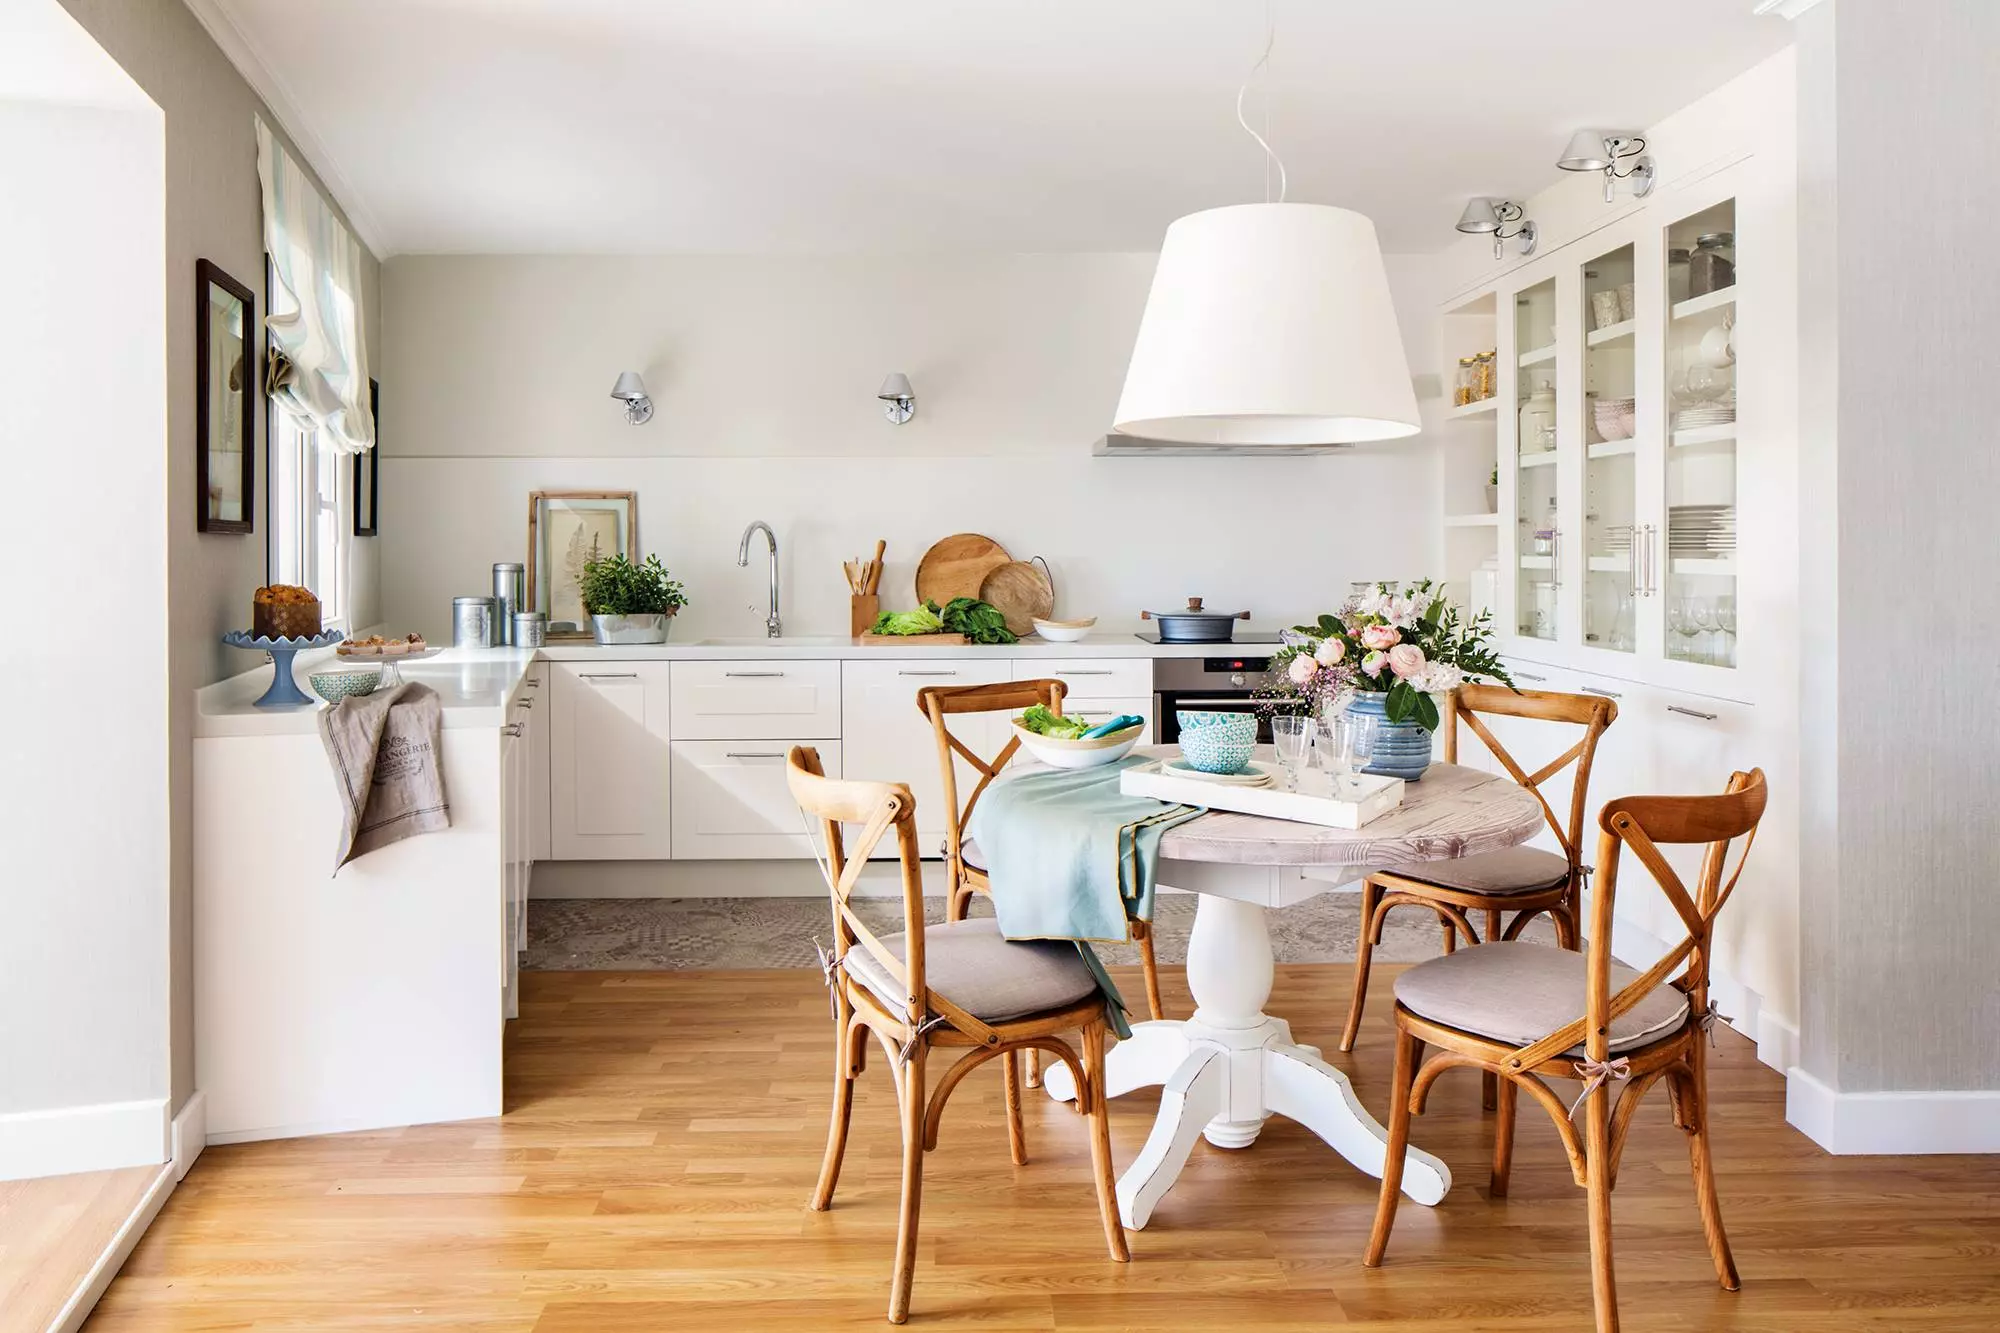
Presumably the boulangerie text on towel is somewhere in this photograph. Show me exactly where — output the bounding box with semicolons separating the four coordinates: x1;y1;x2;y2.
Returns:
318;681;450;869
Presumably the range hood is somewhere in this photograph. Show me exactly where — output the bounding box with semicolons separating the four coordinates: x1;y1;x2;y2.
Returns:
1092;431;1355;457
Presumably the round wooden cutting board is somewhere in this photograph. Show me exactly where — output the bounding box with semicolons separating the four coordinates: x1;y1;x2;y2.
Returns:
914;533;1011;606
980;559;1055;636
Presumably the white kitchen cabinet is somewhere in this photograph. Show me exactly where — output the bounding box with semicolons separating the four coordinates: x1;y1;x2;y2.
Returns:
670;659;841;740
524;665;551;862
1012;658;1152;699
671;740;842;858
842;658;1012;855
550;662;672;859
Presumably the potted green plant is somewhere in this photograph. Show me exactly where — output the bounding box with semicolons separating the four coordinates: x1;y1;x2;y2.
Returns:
579;553;688;645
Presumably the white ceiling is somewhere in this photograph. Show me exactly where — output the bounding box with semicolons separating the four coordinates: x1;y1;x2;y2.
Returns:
203;0;1792;257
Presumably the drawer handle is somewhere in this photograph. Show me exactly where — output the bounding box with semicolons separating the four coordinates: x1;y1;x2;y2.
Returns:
724;670;787;678
1512;671;1548;682
724;751;786;760
501;723;524;737
516;698;535;709
579;672;638;681
898;670;959;677
1581;686;1621;699
1060;669;1115;676
1667;704;1719;721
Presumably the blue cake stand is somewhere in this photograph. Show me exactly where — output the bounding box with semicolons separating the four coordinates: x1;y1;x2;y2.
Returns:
223;629;346;708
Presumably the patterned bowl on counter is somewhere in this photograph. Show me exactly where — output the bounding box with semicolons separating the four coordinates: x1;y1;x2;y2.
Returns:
309;667;382;704
1175;711;1257;774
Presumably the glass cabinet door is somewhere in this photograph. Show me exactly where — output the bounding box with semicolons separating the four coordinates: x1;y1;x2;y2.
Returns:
1658;195;1738;670
1579;240;1640;656
1512;276;1560;644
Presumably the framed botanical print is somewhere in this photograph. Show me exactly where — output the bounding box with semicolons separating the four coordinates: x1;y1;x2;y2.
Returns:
196;259;255;534
353;379;379;536
528;491;638;633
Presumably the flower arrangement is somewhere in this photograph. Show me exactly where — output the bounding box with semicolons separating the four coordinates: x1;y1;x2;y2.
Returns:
1262;580;1511;732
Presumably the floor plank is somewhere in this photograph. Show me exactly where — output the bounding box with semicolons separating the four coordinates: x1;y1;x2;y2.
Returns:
0;1164;160;1333
87;964;2000;1330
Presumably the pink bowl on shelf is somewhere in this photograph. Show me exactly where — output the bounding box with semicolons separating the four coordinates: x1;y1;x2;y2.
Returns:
1593;397;1636;442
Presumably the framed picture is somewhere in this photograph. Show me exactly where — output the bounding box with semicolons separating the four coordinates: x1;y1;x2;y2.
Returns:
196;259;255;534
353;379;379;536
529;491;638;632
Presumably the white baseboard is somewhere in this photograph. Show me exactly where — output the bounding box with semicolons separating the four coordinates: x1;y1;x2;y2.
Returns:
1785;1066;2000;1155
170;1090;206;1181
0;1098;168;1183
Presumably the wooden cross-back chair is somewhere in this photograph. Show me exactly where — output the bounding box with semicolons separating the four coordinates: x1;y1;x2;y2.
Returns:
1366;768;1768;1333
1340;683;1618;1057
786;747;1127;1325
919;679;1166;1026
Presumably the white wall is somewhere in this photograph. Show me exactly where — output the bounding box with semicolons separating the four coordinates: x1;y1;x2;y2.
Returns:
0;3;170;1178
378;253;1446;643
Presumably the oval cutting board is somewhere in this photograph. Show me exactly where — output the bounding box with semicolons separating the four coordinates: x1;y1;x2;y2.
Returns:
980;560;1055;636
914;533;1011;606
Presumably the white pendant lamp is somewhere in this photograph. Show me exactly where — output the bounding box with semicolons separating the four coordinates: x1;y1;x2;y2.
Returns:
1113;202;1419;445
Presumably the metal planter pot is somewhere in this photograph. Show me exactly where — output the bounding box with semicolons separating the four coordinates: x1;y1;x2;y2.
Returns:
591;613;673;645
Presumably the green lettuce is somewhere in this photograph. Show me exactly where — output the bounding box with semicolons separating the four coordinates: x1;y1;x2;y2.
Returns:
1017;704;1090;738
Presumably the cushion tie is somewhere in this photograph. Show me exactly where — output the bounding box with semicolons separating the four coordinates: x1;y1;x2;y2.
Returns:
898;1014;951;1064
1696;1005;1733;1046
812;937;844;1019
1568;1056;1631;1120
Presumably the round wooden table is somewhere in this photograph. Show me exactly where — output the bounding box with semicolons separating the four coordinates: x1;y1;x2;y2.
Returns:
1038;756;1543;1230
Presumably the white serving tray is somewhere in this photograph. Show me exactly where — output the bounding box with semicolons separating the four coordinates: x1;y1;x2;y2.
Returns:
1121;760;1405;830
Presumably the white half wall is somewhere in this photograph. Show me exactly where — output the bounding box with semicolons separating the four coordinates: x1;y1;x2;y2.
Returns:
0;2;172;1179
377;252;1448;643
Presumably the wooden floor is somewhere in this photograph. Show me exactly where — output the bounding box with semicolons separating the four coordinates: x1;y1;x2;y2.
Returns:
2;1164;160;1333
91;964;2000;1331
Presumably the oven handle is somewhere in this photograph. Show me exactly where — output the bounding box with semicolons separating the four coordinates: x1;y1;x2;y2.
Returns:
1162;696;1264;708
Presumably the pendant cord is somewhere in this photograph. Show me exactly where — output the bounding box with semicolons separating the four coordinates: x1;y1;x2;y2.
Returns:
1234;0;1287;204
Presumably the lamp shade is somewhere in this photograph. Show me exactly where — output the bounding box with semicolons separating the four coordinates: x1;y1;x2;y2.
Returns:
1557;129;1614;172
610;371;648;402
1455;197;1501;234
877;372;913;401
1114;203;1418;446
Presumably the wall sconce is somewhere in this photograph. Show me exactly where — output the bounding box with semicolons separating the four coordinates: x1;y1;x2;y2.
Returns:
877;372;916;424
1556;130;1656;203
609;372;653;425
1455;198;1537;259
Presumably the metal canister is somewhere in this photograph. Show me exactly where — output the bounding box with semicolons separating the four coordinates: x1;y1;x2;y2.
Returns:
513;611;548;648
453;596;496;648
490;563;525;645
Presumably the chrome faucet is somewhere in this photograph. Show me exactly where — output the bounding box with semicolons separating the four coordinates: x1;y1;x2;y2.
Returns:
736;520;781;638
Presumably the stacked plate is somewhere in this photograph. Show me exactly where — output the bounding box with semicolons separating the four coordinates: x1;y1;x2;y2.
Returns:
1161;758;1276;788
1668;504;1736;554
1674;394;1737;430
1597;522;1634;553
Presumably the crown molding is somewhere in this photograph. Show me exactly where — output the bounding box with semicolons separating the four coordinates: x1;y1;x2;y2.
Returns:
179;0;390;258
1752;0;1827;20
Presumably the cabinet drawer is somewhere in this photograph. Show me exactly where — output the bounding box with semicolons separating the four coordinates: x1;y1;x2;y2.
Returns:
671;741;840;860
670;660;841;740
1013;658;1151;698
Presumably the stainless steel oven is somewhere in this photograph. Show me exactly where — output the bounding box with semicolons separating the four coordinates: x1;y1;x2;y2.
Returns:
1153;653;1277;744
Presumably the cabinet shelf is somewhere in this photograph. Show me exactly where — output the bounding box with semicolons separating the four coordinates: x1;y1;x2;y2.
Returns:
1586;319;1636;348
1517;451;1559;469
1671;287;1737;321
1444;512;1500;528
1588;554;1633;573
1518;343;1557;368
1448;397;1499;420
1587;439;1637;459
1671;422;1737;449
1518;555;1554;570
1671;557;1737;576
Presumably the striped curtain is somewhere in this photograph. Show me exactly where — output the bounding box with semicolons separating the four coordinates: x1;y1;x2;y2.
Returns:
255;118;373;454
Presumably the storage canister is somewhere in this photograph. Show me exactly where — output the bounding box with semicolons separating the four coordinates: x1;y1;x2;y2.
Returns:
453;596;496;648
513;611;548;648
1687;232;1735;297
491;562;525;645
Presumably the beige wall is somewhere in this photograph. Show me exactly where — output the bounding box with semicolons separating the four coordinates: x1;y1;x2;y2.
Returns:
58;0;382;1113
1796;1;2000;1094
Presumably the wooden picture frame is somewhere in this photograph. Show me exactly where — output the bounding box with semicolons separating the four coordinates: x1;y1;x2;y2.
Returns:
353;379;379;536
528;490;638;635
196;259;255;534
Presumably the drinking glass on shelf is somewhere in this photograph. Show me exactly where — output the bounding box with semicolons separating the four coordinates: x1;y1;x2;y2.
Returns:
1271;715;1313;790
1695;598;1725;666
1716;596;1738;666
1668;598;1700;663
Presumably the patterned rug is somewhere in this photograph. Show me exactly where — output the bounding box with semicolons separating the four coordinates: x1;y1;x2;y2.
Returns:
523;891;1551;972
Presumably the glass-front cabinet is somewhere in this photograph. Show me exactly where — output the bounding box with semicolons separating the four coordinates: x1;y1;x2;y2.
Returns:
1482;163;1747;697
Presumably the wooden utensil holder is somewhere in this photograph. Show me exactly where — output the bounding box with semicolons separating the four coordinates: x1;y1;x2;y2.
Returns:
849;594;880;638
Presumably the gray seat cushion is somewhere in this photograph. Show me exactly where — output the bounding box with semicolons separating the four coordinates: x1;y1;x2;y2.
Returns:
1379;844;1571;896
1394;941;1690;1054
960;835;988;872
842;918;1099;1023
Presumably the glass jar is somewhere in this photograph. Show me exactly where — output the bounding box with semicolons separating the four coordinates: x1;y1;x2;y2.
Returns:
1518;376;1557;454
1453;356;1474;406
1687;232;1735;297
1667;248;1692;305
1474;350;1496;400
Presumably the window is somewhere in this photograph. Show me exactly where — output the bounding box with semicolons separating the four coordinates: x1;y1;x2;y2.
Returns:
268;405;347;630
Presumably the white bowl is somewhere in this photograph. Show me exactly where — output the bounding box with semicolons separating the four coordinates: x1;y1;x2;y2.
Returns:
1010;720;1142;769
1032;616;1096;644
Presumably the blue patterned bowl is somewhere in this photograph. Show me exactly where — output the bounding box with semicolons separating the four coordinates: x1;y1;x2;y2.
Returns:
1176;711;1257;774
310;667;381;704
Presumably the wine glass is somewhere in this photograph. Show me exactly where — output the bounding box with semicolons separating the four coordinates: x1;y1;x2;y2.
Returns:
1715;595;1738;667
1271;715;1313;790
1667;599;1700;663
1317;712;1378;797
1694;598;1725;666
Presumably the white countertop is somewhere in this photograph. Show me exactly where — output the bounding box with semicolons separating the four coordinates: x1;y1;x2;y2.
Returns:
194;633;1282;738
